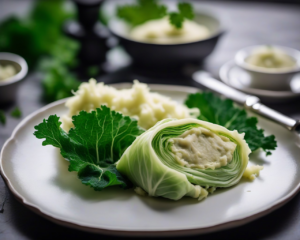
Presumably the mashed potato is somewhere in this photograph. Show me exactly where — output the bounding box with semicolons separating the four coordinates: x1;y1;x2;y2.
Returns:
0;64;16;81
243;165;264;181
61;79;199;131
129;17;210;44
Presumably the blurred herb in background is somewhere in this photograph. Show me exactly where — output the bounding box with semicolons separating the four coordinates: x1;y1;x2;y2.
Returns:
0;0;77;68
169;2;195;29
87;65;100;78
0;0;80;103
99;10;109;26
10;107;22;118
40;58;80;103
117;0;194;29
0;110;5;125
0;108;22;125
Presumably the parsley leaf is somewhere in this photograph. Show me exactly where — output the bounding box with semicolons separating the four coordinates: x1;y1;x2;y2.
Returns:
34;106;144;191
117;0;167;27
169;2;195;29
0;110;6;125
185;92;277;156
117;0;195;29
11;107;22;118
169;12;184;29
178;2;194;20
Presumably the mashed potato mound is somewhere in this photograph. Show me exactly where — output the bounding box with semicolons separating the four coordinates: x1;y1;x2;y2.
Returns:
243;165;264;181
130;17;210;44
61;79;199;131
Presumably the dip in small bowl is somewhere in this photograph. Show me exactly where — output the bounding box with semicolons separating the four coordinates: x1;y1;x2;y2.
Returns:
0;53;28;104
235;45;300;91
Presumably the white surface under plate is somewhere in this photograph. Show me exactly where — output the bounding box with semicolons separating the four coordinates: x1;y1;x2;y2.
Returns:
219;60;300;101
1;83;300;237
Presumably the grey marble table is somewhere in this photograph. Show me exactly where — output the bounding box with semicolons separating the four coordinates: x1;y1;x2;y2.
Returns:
1;1;300;239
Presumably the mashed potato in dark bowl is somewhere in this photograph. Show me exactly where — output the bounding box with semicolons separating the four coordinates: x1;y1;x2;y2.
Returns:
103;0;225;68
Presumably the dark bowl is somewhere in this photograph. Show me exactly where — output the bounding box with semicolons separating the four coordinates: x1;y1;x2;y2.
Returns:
106;4;225;68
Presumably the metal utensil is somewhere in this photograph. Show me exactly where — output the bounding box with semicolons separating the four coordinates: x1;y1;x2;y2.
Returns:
192;71;300;142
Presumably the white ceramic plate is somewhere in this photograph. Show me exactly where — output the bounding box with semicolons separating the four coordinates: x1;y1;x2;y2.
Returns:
219;60;300;101
1;83;300;237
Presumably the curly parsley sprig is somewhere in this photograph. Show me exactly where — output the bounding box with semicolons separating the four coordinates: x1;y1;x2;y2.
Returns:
117;0;195;29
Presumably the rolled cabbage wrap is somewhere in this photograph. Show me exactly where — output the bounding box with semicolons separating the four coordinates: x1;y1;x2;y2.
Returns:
116;118;251;201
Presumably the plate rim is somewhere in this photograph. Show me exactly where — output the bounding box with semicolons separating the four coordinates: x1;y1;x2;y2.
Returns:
1;83;300;237
219;60;300;99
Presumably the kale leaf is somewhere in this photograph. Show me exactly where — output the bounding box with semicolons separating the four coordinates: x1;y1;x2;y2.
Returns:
185;92;277;156
34;106;144;190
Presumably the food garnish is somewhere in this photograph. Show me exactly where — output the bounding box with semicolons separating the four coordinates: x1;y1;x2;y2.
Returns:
117;0;167;27
169;2;195;29
34;106;144;191
117;0;194;29
185;92;277;156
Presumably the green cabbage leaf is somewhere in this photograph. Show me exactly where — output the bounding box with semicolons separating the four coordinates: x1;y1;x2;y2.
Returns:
116;118;251;201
